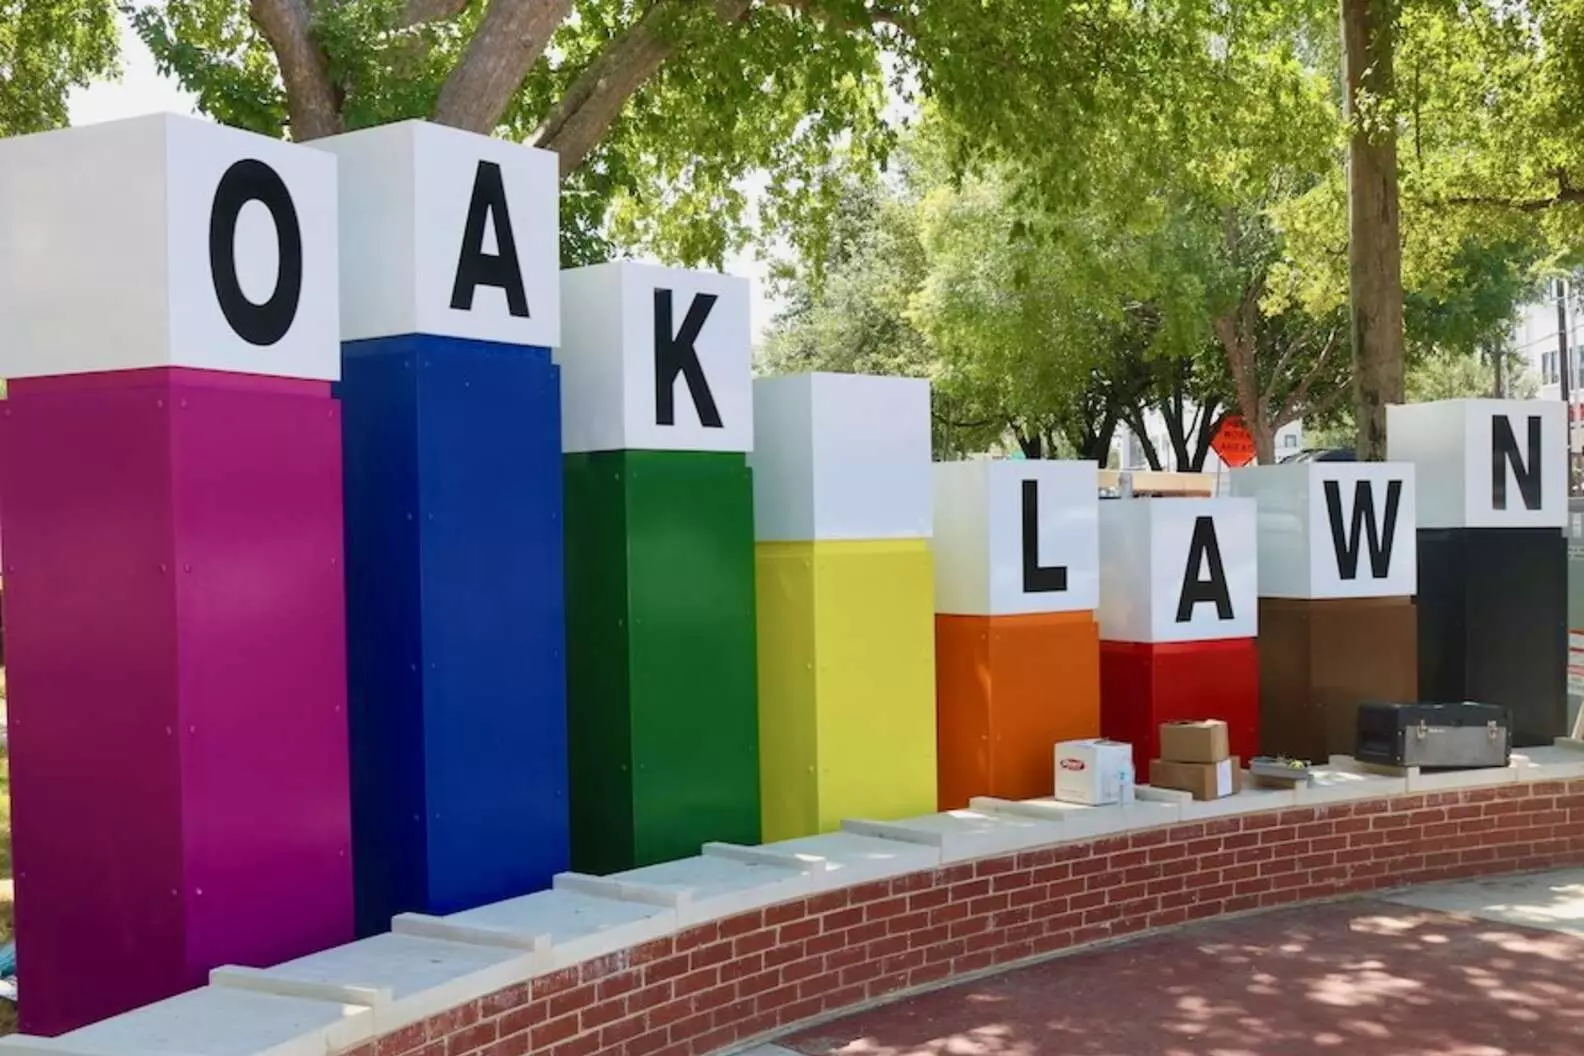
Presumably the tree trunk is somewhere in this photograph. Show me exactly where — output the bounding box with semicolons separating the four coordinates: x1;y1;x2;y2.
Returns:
1252;417;1278;465
1343;0;1405;461
1122;411;1165;471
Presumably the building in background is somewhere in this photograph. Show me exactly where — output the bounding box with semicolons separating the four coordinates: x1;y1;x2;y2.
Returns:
1511;280;1583;492
1514;281;1583;403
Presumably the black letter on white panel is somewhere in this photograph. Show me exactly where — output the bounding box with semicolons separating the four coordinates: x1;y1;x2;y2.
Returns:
1324;479;1403;581
450;161;529;317
1492;415;1543;511
1175;515;1233;622
1021;479;1067;593
654;289;723;428
209;158;302;346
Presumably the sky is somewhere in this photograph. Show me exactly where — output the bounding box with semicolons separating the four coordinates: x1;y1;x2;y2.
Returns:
67;15;780;343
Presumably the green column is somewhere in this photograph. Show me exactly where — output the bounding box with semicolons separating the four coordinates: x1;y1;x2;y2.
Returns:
565;449;760;874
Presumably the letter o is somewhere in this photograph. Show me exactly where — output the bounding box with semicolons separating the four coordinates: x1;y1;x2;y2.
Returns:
208;158;303;346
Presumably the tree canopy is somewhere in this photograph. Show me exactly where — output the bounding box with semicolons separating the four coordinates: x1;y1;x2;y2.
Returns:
30;0;1572;457
0;0;117;135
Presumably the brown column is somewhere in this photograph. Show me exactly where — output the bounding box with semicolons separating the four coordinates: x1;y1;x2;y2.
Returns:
1259;596;1417;762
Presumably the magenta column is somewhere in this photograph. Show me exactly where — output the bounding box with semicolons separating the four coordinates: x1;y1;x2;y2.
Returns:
0;115;353;1034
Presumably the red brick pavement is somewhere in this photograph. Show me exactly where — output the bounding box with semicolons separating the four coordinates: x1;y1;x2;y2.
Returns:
781;899;1584;1056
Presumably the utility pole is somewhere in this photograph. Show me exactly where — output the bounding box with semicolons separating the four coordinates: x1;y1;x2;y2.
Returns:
1559;278;1576;495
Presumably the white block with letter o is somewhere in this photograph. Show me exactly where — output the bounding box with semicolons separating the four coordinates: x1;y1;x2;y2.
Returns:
0;113;338;380
1231;462;1416;599
750;372;931;541
932;458;1099;616
311;120;559;347
1097;497;1257;644
558;262;751;454
1387;399;1566;530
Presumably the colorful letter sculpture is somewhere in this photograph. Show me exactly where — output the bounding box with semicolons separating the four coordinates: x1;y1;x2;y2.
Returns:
751;373;936;840
1389;399;1569;746
559;262;761;872
1097;498;1259;771
315;122;568;934
0;115;353;1033
932;459;1101;807
1233;463;1418;761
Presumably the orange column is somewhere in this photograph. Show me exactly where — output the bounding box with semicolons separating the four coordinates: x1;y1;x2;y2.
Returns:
932;460;1101;810
937;610;1100;809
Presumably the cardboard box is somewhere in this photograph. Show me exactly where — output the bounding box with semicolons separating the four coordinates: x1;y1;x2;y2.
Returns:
1159;719;1231;764
1055;739;1135;805
1149;756;1241;801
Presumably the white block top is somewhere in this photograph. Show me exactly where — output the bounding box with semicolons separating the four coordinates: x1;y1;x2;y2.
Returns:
1387;399;1567;529
0;112;339;380
750;372;932;540
932;458;1099;615
311;121;559;346
558;261;752;453
1231;461;1417;599
1097;497;1258;643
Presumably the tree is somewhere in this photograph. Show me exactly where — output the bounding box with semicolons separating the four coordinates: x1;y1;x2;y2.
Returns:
0;0;118;135
127;0;1242;269
1343;0;1406;461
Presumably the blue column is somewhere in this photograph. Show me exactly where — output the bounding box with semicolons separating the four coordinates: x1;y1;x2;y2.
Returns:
315;121;568;934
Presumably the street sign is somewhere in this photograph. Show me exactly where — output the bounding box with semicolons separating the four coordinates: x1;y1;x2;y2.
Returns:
1212;415;1257;468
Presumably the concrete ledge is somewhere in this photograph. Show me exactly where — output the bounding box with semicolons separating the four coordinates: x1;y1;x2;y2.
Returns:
27;754;1584;1056
211;966;391;1009
746;832;942;889
844;808;1072;862
969;796;1182;839
1517;743;1584;782
7;986;374;1056
1294;766;1409;805
556;856;813;927
413;886;678;969
211;932;543;1034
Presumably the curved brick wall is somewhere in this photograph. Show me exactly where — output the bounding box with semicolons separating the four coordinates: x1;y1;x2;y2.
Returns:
343;780;1584;1056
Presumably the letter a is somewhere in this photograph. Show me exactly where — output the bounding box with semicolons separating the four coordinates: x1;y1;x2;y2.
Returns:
1021;479;1067;593
1175;516;1233;622
654;289;723;428
1491;415;1543;511
450;160;529;317
1324;479;1402;580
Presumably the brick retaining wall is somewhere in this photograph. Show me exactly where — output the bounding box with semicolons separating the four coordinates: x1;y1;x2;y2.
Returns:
343;779;1584;1056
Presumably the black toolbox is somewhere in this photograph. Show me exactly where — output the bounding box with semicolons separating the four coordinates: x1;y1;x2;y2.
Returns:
1354;701;1512;769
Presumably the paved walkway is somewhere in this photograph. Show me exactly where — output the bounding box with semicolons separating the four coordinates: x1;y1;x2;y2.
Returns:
765;869;1584;1056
